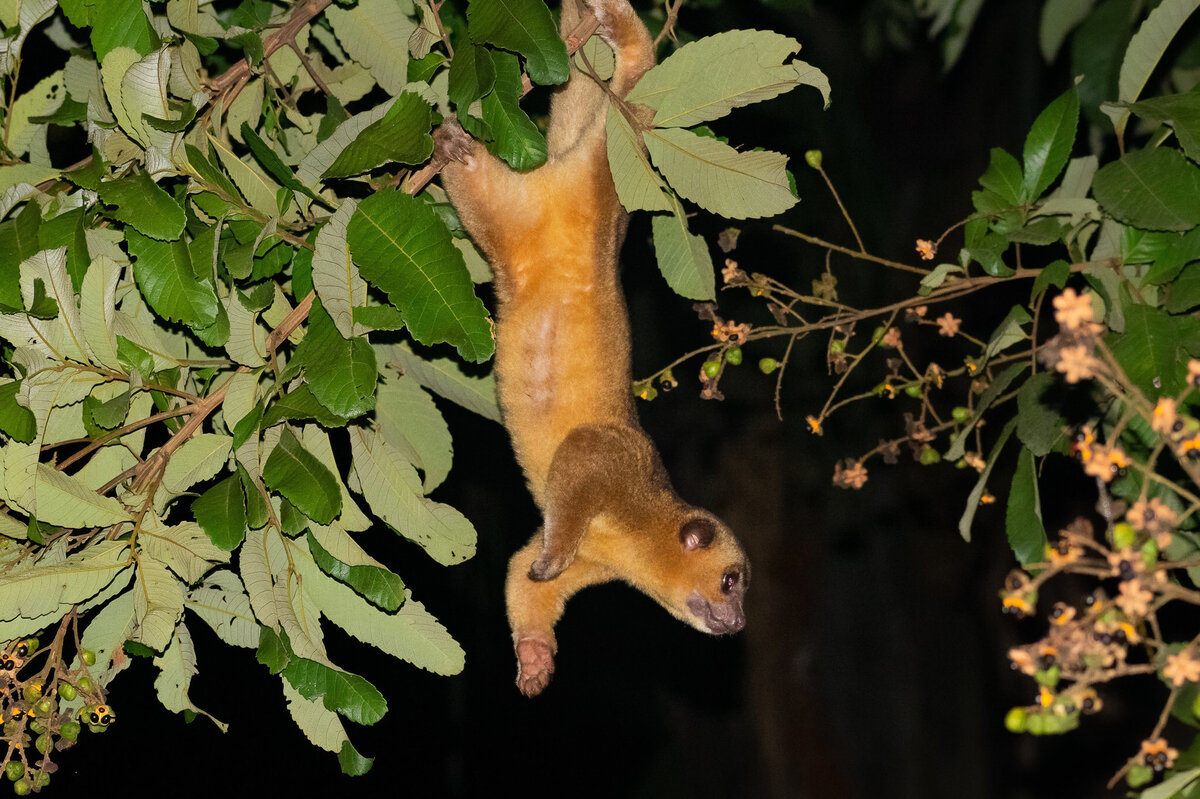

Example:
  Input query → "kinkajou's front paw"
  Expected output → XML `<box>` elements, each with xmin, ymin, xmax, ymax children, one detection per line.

<box><xmin>433</xmin><ymin>120</ymin><xmax>476</xmax><ymax>167</ymax></box>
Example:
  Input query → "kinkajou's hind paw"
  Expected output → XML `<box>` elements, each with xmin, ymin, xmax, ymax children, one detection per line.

<box><xmin>528</xmin><ymin>554</ymin><xmax>570</xmax><ymax>582</ymax></box>
<box><xmin>515</xmin><ymin>637</ymin><xmax>555</xmax><ymax>697</ymax></box>
<box><xmin>433</xmin><ymin>120</ymin><xmax>475</xmax><ymax>166</ymax></box>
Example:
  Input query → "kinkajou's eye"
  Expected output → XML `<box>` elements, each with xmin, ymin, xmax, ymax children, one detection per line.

<box><xmin>720</xmin><ymin>572</ymin><xmax>739</xmax><ymax>594</ymax></box>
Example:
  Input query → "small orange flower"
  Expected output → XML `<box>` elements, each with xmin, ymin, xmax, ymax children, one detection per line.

<box><xmin>1115</xmin><ymin>579</ymin><xmax>1154</xmax><ymax>618</ymax></box>
<box><xmin>936</xmin><ymin>312</ymin><xmax>961</xmax><ymax>337</ymax></box>
<box><xmin>915</xmin><ymin>239</ymin><xmax>936</xmax><ymax>260</ymax></box>
<box><xmin>1152</xmin><ymin>397</ymin><xmax>1179</xmax><ymax>436</ymax></box>
<box><xmin>832</xmin><ymin>460</ymin><xmax>868</xmax><ymax>489</ymax></box>
<box><xmin>1008</xmin><ymin>647</ymin><xmax>1037</xmax><ymax>675</ymax></box>
<box><xmin>1164</xmin><ymin>650</ymin><xmax>1200</xmax><ymax>687</ymax></box>
<box><xmin>721</xmin><ymin>258</ymin><xmax>745</xmax><ymax>284</ymax></box>
<box><xmin>1107</xmin><ymin>547</ymin><xmax>1145</xmax><ymax>580</ymax></box>
<box><xmin>1046</xmin><ymin>537</ymin><xmax>1083</xmax><ymax>566</ymax></box>
<box><xmin>1055</xmin><ymin>345</ymin><xmax>1098</xmax><ymax>383</ymax></box>
<box><xmin>980</xmin><ymin>492</ymin><xmax>996</xmax><ymax>504</ymax></box>
<box><xmin>1127</xmin><ymin>497</ymin><xmax>1178</xmax><ymax>535</ymax></box>
<box><xmin>806</xmin><ymin>415</ymin><xmax>822</xmax><ymax>435</ymax></box>
<box><xmin>881</xmin><ymin>327</ymin><xmax>902</xmax><ymax>348</ymax></box>
<box><xmin>1052</xmin><ymin>288</ymin><xmax>1094</xmax><ymax>330</ymax></box>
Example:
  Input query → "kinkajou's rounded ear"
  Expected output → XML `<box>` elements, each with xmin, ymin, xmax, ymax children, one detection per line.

<box><xmin>679</xmin><ymin>518</ymin><xmax>716</xmax><ymax>550</ymax></box>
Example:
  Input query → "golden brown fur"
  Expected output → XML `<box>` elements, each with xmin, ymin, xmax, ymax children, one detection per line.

<box><xmin>435</xmin><ymin>0</ymin><xmax>748</xmax><ymax>696</ymax></box>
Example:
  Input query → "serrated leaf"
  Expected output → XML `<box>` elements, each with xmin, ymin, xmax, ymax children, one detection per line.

<box><xmin>296</xmin><ymin>100</ymin><xmax>393</xmax><ymax>197</ymax></box>
<box><xmin>79</xmin><ymin>256</ymin><xmax>123</xmax><ymax>371</ymax></box>
<box><xmin>307</xmin><ymin>532</ymin><xmax>404</xmax><ymax>612</ymax></box>
<box><xmin>1114</xmin><ymin>0</ymin><xmax>1200</xmax><ymax>136</ymax></box>
<box><xmin>186</xmin><ymin>569</ymin><xmax>257</xmax><ymax>647</ymax></box>
<box><xmin>0</xmin><ymin>540</ymin><xmax>130</xmax><ymax>622</ymax></box>
<box><xmin>1006</xmin><ymin>447</ymin><xmax>1047</xmax><ymax>565</ymax></box>
<box><xmin>379</xmin><ymin>343</ymin><xmax>500</xmax><ymax>421</ymax></box>
<box><xmin>326</xmin><ymin>0</ymin><xmax>415</xmax><ymax>94</ymax></box>
<box><xmin>466</xmin><ymin>0</ymin><xmax>568</xmax><ymax>86</ymax></box>
<box><xmin>283</xmin><ymin>657</ymin><xmax>387</xmax><ymax>726</ymax></box>
<box><xmin>651</xmin><ymin>198</ymin><xmax>715</xmax><ymax>300</ymax></box>
<box><xmin>0</xmin><ymin>382</ymin><xmax>35</xmax><ymax>443</ymax></box>
<box><xmin>376</xmin><ymin>372</ymin><xmax>453</xmax><ymax>491</ymax></box>
<box><xmin>131</xmin><ymin>556</ymin><xmax>186</xmax><ymax>652</ymax></box>
<box><xmin>1016</xmin><ymin>372</ymin><xmax>1065</xmax><ymax>457</ymax></box>
<box><xmin>90</xmin><ymin>0</ymin><xmax>155</xmax><ymax>58</ymax></box>
<box><xmin>239</xmin><ymin>122</ymin><xmax>322</xmax><ymax>203</ymax></box>
<box><xmin>479</xmin><ymin>50</ymin><xmax>547</xmax><ymax>170</ymax></box>
<box><xmin>447</xmin><ymin>41</ymin><xmax>495</xmax><ymax>109</ymax></box>
<box><xmin>257</xmin><ymin>625</ymin><xmax>291</xmax><ymax>674</ymax></box>
<box><xmin>1031</xmin><ymin>259</ymin><xmax>1071</xmax><ymax>302</ymax></box>
<box><xmin>0</xmin><ymin>202</ymin><xmax>43</xmax><ymax>310</ymax></box>
<box><xmin>33</xmin><ymin>464</ymin><xmax>132</xmax><ymax>527</ymax></box>
<box><xmin>983</xmin><ymin>305</ymin><xmax>1032</xmax><ymax>361</ymax></box>
<box><xmin>1109</xmin><ymin>302</ymin><xmax>1200</xmax><ymax>398</ymax></box>
<box><xmin>159</xmin><ymin>433</ymin><xmax>232</xmax><ymax>496</ymax></box>
<box><xmin>338</xmin><ymin>740</ymin><xmax>374</xmax><ymax>776</ymax></box>
<box><xmin>348</xmin><ymin>189</ymin><xmax>493</xmax><ymax>362</ymax></box>
<box><xmin>1129</xmin><ymin>82</ymin><xmax>1200</xmax><ymax>164</ymax></box>
<box><xmin>322</xmin><ymin>92</ymin><xmax>433</xmax><ymax>179</ymax></box>
<box><xmin>959</xmin><ymin>417</ymin><xmax>1017</xmax><ymax>542</ymax></box>
<box><xmin>208</xmin><ymin>132</ymin><xmax>281</xmax><ymax>215</ymax></box>
<box><xmin>312</xmin><ymin>199</ymin><xmax>367</xmax><ymax>338</ymax></box>
<box><xmin>293</xmin><ymin>541</ymin><xmax>464</xmax><ymax>675</ymax></box>
<box><xmin>627</xmin><ymin>29</ymin><xmax>825</xmax><ymax>128</ymax></box>
<box><xmin>1093</xmin><ymin>147</ymin><xmax>1200</xmax><ymax>232</ymax></box>
<box><xmin>606</xmin><ymin>104</ymin><xmax>672</xmax><ymax>213</ymax></box>
<box><xmin>98</xmin><ymin>171</ymin><xmax>185</xmax><ymax>241</ymax></box>
<box><xmin>263</xmin><ymin>385</ymin><xmax>349</xmax><ymax>429</ymax></box>
<box><xmin>126</xmin><ymin>229</ymin><xmax>220</xmax><ymax>328</ymax></box>
<box><xmin>644</xmin><ymin>127</ymin><xmax>795</xmax><ymax>219</ymax></box>
<box><xmin>1040</xmin><ymin>0</ymin><xmax>1097</xmax><ymax>62</ymax></box>
<box><xmin>1022</xmin><ymin>87</ymin><xmax>1079</xmax><ymax>201</ymax></box>
<box><xmin>191</xmin><ymin>475</ymin><xmax>247</xmax><ymax>551</ymax></box>
<box><xmin>978</xmin><ymin>148</ymin><xmax>1024</xmax><ymax>207</ymax></box>
<box><xmin>263</xmin><ymin>427</ymin><xmax>342</xmax><ymax>525</ymax></box>
<box><xmin>294</xmin><ymin>302</ymin><xmax>376</xmax><ymax>419</ymax></box>
<box><xmin>153</xmin><ymin>622</ymin><xmax>225</xmax><ymax>728</ymax></box>
<box><xmin>349</xmin><ymin>427</ymin><xmax>475</xmax><ymax>565</ymax></box>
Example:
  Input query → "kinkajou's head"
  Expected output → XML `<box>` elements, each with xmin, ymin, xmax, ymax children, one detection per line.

<box><xmin>673</xmin><ymin>516</ymin><xmax>748</xmax><ymax>635</ymax></box>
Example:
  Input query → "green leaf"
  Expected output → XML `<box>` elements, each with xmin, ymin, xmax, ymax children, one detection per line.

<box><xmin>1006</xmin><ymin>448</ymin><xmax>1048</xmax><ymax>566</ymax></box>
<box><xmin>983</xmin><ymin>305</ymin><xmax>1032</xmax><ymax>361</ymax></box>
<box><xmin>262</xmin><ymin>427</ymin><xmax>342</xmax><ymax>525</ymax></box>
<box><xmin>466</xmin><ymin>0</ymin><xmax>568</xmax><ymax>86</ymax></box>
<box><xmin>239</xmin><ymin>464</ymin><xmax>269</xmax><ymax>531</ymax></box>
<box><xmin>0</xmin><ymin>202</ymin><xmax>42</xmax><ymax>309</ymax></box>
<box><xmin>348</xmin><ymin>189</ymin><xmax>493</xmax><ymax>362</ymax></box>
<box><xmin>98</xmin><ymin>172</ymin><xmax>186</xmax><ymax>241</ymax></box>
<box><xmin>651</xmin><ymin>197</ymin><xmax>715</xmax><ymax>300</ymax></box>
<box><xmin>307</xmin><ymin>532</ymin><xmax>404</xmax><ymax>612</ymax></box>
<box><xmin>184</xmin><ymin>144</ymin><xmax>243</xmax><ymax>205</ymax></box>
<box><xmin>1108</xmin><ymin>302</ymin><xmax>1200</xmax><ymax>398</ymax></box>
<box><xmin>479</xmin><ymin>50</ymin><xmax>547</xmax><ymax>171</ymax></box>
<box><xmin>1030</xmin><ymin>259</ymin><xmax>1071</xmax><ymax>302</ymax></box>
<box><xmin>645</xmin><ymin>127</ymin><xmax>795</xmax><ymax>219</ymax></box>
<box><xmin>239</xmin><ymin>123</ymin><xmax>323</xmax><ymax>203</ymax></box>
<box><xmin>294</xmin><ymin>302</ymin><xmax>377</xmax><ymax>420</ymax></box>
<box><xmin>257</xmin><ymin>625</ymin><xmax>291</xmax><ymax>674</ymax></box>
<box><xmin>349</xmin><ymin>427</ymin><xmax>476</xmax><ymax>566</ymax></box>
<box><xmin>1114</xmin><ymin>0</ymin><xmax>1200</xmax><ymax>136</ymax></box>
<box><xmin>312</xmin><ymin>199</ymin><xmax>366</xmax><ymax>338</ymax></box>
<box><xmin>34</xmin><ymin>464</ymin><xmax>132</xmax><ymax>527</ymax></box>
<box><xmin>1168</xmin><ymin>261</ymin><xmax>1200</xmax><ymax>312</ymax></box>
<box><xmin>626</xmin><ymin>29</ymin><xmax>827</xmax><ymax>128</ymax></box>
<box><xmin>1040</xmin><ymin>0</ymin><xmax>1097</xmax><ymax>62</ymax></box>
<box><xmin>0</xmin><ymin>540</ymin><xmax>130</xmax><ymax>624</ymax></box>
<box><xmin>978</xmin><ymin>148</ymin><xmax>1024</xmax><ymax>206</ymax></box>
<box><xmin>376</xmin><ymin>372</ymin><xmax>453</xmax><ymax>492</ymax></box>
<box><xmin>945</xmin><ymin>363</ymin><xmax>1029</xmax><ymax>461</ymax></box>
<box><xmin>605</xmin><ymin>104</ymin><xmax>672</xmax><ymax>213</ymax></box>
<box><xmin>262</xmin><ymin>385</ymin><xmax>349</xmax><ymax>429</ymax></box>
<box><xmin>0</xmin><ymin>382</ymin><xmax>36</xmax><ymax>443</ymax></box>
<box><xmin>447</xmin><ymin>41</ymin><xmax>495</xmax><ymax>109</ymax></box>
<box><xmin>338</xmin><ymin>740</ymin><xmax>374</xmax><ymax>777</ymax></box>
<box><xmin>282</xmin><ymin>657</ymin><xmax>387</xmax><ymax>726</ymax></box>
<box><xmin>1139</xmin><ymin>768</ymin><xmax>1200</xmax><ymax>799</ymax></box>
<box><xmin>1022</xmin><ymin>87</ymin><xmax>1078</xmax><ymax>201</ymax></box>
<box><xmin>1128</xmin><ymin>82</ymin><xmax>1200</xmax><ymax>164</ymax></box>
<box><xmin>90</xmin><ymin>0</ymin><xmax>156</xmax><ymax>58</ymax></box>
<box><xmin>1093</xmin><ymin>147</ymin><xmax>1200</xmax><ymax>232</ymax></box>
<box><xmin>192</xmin><ymin>475</ymin><xmax>247</xmax><ymax>551</ymax></box>
<box><xmin>326</xmin><ymin>0</ymin><xmax>415</xmax><ymax>94</ymax></box>
<box><xmin>1016</xmin><ymin>372</ymin><xmax>1066</xmax><ymax>457</ymax></box>
<box><xmin>322</xmin><ymin>92</ymin><xmax>434</xmax><ymax>179</ymax></box>
<box><xmin>126</xmin><ymin>229</ymin><xmax>220</xmax><ymax>329</ymax></box>
<box><xmin>186</xmin><ymin>570</ymin><xmax>257</xmax><ymax>648</ymax></box>
<box><xmin>959</xmin><ymin>418</ymin><xmax>1017</xmax><ymax>543</ymax></box>
<box><xmin>379</xmin><ymin>343</ymin><xmax>500</xmax><ymax>421</ymax></box>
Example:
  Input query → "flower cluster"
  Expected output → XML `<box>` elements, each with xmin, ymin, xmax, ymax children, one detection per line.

<box><xmin>1040</xmin><ymin>288</ymin><xmax>1104</xmax><ymax>384</ymax></box>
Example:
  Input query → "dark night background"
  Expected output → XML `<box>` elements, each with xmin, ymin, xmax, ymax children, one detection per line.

<box><xmin>28</xmin><ymin>0</ymin><xmax>1170</xmax><ymax>796</ymax></box>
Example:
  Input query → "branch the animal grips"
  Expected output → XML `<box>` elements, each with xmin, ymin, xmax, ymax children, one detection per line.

<box><xmin>436</xmin><ymin>0</ymin><xmax>749</xmax><ymax>696</ymax></box>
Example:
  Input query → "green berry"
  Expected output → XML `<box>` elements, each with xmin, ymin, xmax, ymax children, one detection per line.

<box><xmin>12</xmin><ymin>778</ymin><xmax>30</xmax><ymax>796</ymax></box>
<box><xmin>76</xmin><ymin>676</ymin><xmax>92</xmax><ymax>693</ymax></box>
<box><xmin>27</xmin><ymin>721</ymin><xmax>43</xmax><ymax>736</ymax></box>
<box><xmin>5</xmin><ymin>762</ymin><xmax>23</xmax><ymax>782</ymax></box>
<box><xmin>1004</xmin><ymin>707</ymin><xmax>1027</xmax><ymax>733</ymax></box>
<box><xmin>951</xmin><ymin>406</ymin><xmax>971</xmax><ymax>423</ymax></box>
<box><xmin>80</xmin><ymin>649</ymin><xmax>95</xmax><ymax>667</ymax></box>
<box><xmin>34</xmin><ymin>734</ymin><xmax>51</xmax><ymax>755</ymax></box>
<box><xmin>702</xmin><ymin>360</ymin><xmax>721</xmax><ymax>379</ymax></box>
<box><xmin>758</xmin><ymin>358</ymin><xmax>778</xmax><ymax>375</ymax></box>
<box><xmin>904</xmin><ymin>383</ymin><xmax>922</xmax><ymax>398</ymax></box>
<box><xmin>918</xmin><ymin>447</ymin><xmax>941</xmax><ymax>465</ymax></box>
<box><xmin>725</xmin><ymin>347</ymin><xmax>743</xmax><ymax>366</ymax></box>
<box><xmin>1127</xmin><ymin>764</ymin><xmax>1154</xmax><ymax>788</ymax></box>
<box><xmin>21</xmin><ymin>684</ymin><xmax>40</xmax><ymax>702</ymax></box>
<box><xmin>804</xmin><ymin>149</ymin><xmax>823</xmax><ymax>169</ymax></box>
<box><xmin>57</xmin><ymin>683</ymin><xmax>75</xmax><ymax>702</ymax></box>
<box><xmin>59</xmin><ymin>721</ymin><xmax>79</xmax><ymax>743</ymax></box>
<box><xmin>639</xmin><ymin>386</ymin><xmax>658</xmax><ymax>401</ymax></box>
<box><xmin>829</xmin><ymin>339</ymin><xmax>845</xmax><ymax>353</ymax></box>
<box><xmin>1112</xmin><ymin>522</ymin><xmax>1136</xmax><ymax>550</ymax></box>
<box><xmin>1025</xmin><ymin>712</ymin><xmax>1046</xmax><ymax>735</ymax></box>
<box><xmin>871</xmin><ymin>326</ymin><xmax>886</xmax><ymax>343</ymax></box>
<box><xmin>33</xmin><ymin>698</ymin><xmax>54</xmax><ymax>718</ymax></box>
<box><xmin>30</xmin><ymin>773</ymin><xmax>47</xmax><ymax>790</ymax></box>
